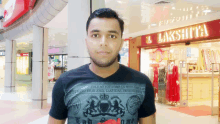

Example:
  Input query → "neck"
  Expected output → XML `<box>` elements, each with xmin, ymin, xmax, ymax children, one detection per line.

<box><xmin>89</xmin><ymin>60</ymin><xmax>120</xmax><ymax>78</ymax></box>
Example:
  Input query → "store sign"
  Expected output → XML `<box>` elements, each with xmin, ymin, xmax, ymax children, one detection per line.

<box><xmin>48</xmin><ymin>48</ymin><xmax>60</xmax><ymax>54</ymax></box>
<box><xmin>29</xmin><ymin>0</ymin><xmax>36</xmax><ymax>9</ymax></box>
<box><xmin>3</xmin><ymin>0</ymin><xmax>36</xmax><ymax>27</ymax></box>
<box><xmin>141</xmin><ymin>20</ymin><xmax>220</xmax><ymax>46</ymax></box>
<box><xmin>158</xmin><ymin>24</ymin><xmax>208</xmax><ymax>43</ymax></box>
<box><xmin>17</xmin><ymin>53</ymin><xmax>29</xmax><ymax>56</ymax></box>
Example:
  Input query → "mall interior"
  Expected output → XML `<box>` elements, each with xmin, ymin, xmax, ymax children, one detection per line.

<box><xmin>0</xmin><ymin>0</ymin><xmax>220</xmax><ymax>124</ymax></box>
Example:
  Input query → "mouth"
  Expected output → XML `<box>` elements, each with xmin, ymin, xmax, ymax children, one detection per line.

<box><xmin>97</xmin><ymin>51</ymin><xmax>110</xmax><ymax>56</ymax></box>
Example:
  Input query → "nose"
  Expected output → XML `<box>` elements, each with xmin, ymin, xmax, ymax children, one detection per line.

<box><xmin>100</xmin><ymin>36</ymin><xmax>108</xmax><ymax>47</ymax></box>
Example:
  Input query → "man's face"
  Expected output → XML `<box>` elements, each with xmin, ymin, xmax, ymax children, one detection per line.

<box><xmin>86</xmin><ymin>18</ymin><xmax>123</xmax><ymax>67</ymax></box>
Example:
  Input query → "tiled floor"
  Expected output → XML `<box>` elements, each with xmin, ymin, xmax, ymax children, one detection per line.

<box><xmin>0</xmin><ymin>81</ymin><xmax>220</xmax><ymax>124</ymax></box>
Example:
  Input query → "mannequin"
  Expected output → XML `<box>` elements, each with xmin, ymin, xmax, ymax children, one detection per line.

<box><xmin>152</xmin><ymin>66</ymin><xmax>158</xmax><ymax>98</ymax></box>
<box><xmin>166</xmin><ymin>61</ymin><xmax>180</xmax><ymax>106</ymax></box>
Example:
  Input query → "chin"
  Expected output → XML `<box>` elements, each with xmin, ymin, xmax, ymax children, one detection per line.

<box><xmin>91</xmin><ymin>57</ymin><xmax>117</xmax><ymax>67</ymax></box>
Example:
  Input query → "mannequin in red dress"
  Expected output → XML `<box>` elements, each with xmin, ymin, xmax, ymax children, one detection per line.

<box><xmin>166</xmin><ymin>62</ymin><xmax>180</xmax><ymax>106</ymax></box>
<box><xmin>153</xmin><ymin>66</ymin><xmax>159</xmax><ymax>98</ymax></box>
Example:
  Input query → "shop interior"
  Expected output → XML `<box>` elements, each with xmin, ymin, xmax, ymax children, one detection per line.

<box><xmin>140</xmin><ymin>39</ymin><xmax>220</xmax><ymax>114</ymax></box>
<box><xmin>48</xmin><ymin>54</ymin><xmax>67</xmax><ymax>80</ymax></box>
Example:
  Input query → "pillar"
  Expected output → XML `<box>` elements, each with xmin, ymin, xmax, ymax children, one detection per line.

<box><xmin>4</xmin><ymin>39</ymin><xmax>16</xmax><ymax>92</ymax></box>
<box><xmin>32</xmin><ymin>25</ymin><xmax>48</xmax><ymax>109</ymax></box>
<box><xmin>67</xmin><ymin>0</ymin><xmax>105</xmax><ymax>70</ymax></box>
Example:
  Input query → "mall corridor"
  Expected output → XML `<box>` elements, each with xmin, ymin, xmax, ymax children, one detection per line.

<box><xmin>0</xmin><ymin>0</ymin><xmax>220</xmax><ymax>124</ymax></box>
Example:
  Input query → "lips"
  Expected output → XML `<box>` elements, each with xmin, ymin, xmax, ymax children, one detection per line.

<box><xmin>97</xmin><ymin>51</ymin><xmax>110</xmax><ymax>55</ymax></box>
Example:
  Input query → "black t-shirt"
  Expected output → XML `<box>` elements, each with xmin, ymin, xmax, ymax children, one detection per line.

<box><xmin>49</xmin><ymin>63</ymin><xmax>156</xmax><ymax>124</ymax></box>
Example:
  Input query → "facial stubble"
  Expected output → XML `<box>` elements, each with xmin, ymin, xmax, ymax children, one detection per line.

<box><xmin>89</xmin><ymin>53</ymin><xmax>118</xmax><ymax>67</ymax></box>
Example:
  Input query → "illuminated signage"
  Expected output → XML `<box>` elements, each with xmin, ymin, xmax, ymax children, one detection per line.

<box><xmin>4</xmin><ymin>0</ymin><xmax>16</xmax><ymax>21</ymax></box>
<box><xmin>145</xmin><ymin>36</ymin><xmax>152</xmax><ymax>44</ymax></box>
<box><xmin>141</xmin><ymin>20</ymin><xmax>220</xmax><ymax>47</ymax></box>
<box><xmin>17</xmin><ymin>53</ymin><xmax>29</xmax><ymax>56</ymax></box>
<box><xmin>3</xmin><ymin>0</ymin><xmax>36</xmax><ymax>27</ymax></box>
<box><xmin>48</xmin><ymin>48</ymin><xmax>60</xmax><ymax>54</ymax></box>
<box><xmin>158</xmin><ymin>24</ymin><xmax>209</xmax><ymax>43</ymax></box>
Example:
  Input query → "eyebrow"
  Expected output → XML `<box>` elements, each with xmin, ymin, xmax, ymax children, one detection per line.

<box><xmin>90</xmin><ymin>30</ymin><xmax>119</xmax><ymax>35</ymax></box>
<box><xmin>108</xmin><ymin>30</ymin><xmax>119</xmax><ymax>35</ymax></box>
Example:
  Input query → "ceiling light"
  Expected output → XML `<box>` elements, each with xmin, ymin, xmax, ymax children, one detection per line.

<box><xmin>172</xmin><ymin>7</ymin><xmax>175</xmax><ymax>10</ymax></box>
<box><xmin>203</xmin><ymin>10</ymin><xmax>212</xmax><ymax>13</ymax></box>
<box><xmin>117</xmin><ymin>1</ymin><xmax>126</xmax><ymax>4</ymax></box>
<box><xmin>151</xmin><ymin>23</ymin><xmax>157</xmax><ymax>26</ymax></box>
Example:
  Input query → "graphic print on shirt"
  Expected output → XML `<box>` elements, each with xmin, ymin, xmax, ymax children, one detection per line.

<box><xmin>126</xmin><ymin>95</ymin><xmax>142</xmax><ymax>115</ymax></box>
<box><xmin>64</xmin><ymin>82</ymin><xmax>146</xmax><ymax>124</ymax></box>
<box><xmin>83</xmin><ymin>93</ymin><xmax>125</xmax><ymax>117</ymax></box>
<box><xmin>67</xmin><ymin>96</ymin><xmax>81</xmax><ymax>115</ymax></box>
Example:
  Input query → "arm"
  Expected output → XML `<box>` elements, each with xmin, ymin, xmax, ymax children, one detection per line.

<box><xmin>48</xmin><ymin>116</ymin><xmax>66</xmax><ymax>124</ymax></box>
<box><xmin>139</xmin><ymin>113</ymin><xmax>156</xmax><ymax>124</ymax></box>
<box><xmin>138</xmin><ymin>77</ymin><xmax>156</xmax><ymax>124</ymax></box>
<box><xmin>48</xmin><ymin>75</ymin><xmax>68</xmax><ymax>124</ymax></box>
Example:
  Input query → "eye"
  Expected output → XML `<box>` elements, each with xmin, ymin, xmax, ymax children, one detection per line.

<box><xmin>109</xmin><ymin>35</ymin><xmax>117</xmax><ymax>39</ymax></box>
<box><xmin>92</xmin><ymin>34</ymin><xmax>99</xmax><ymax>38</ymax></box>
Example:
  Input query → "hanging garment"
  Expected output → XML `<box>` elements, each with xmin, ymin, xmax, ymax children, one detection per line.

<box><xmin>158</xmin><ymin>67</ymin><xmax>166</xmax><ymax>90</ymax></box>
<box><xmin>153</xmin><ymin>67</ymin><xmax>159</xmax><ymax>94</ymax></box>
<box><xmin>166</xmin><ymin>65</ymin><xmax>180</xmax><ymax>102</ymax></box>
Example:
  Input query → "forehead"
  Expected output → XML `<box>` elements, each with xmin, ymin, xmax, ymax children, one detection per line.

<box><xmin>88</xmin><ymin>18</ymin><xmax>121</xmax><ymax>33</ymax></box>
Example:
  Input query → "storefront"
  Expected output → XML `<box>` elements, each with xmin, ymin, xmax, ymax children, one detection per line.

<box><xmin>119</xmin><ymin>40</ymin><xmax>129</xmax><ymax>66</ymax></box>
<box><xmin>129</xmin><ymin>19</ymin><xmax>220</xmax><ymax>114</ymax></box>
<box><xmin>48</xmin><ymin>54</ymin><xmax>67</xmax><ymax>81</ymax></box>
<box><xmin>48</xmin><ymin>47</ymin><xmax>68</xmax><ymax>80</ymax></box>
<box><xmin>16</xmin><ymin>53</ymin><xmax>29</xmax><ymax>75</ymax></box>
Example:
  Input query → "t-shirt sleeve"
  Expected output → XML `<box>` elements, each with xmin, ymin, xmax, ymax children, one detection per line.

<box><xmin>49</xmin><ymin>76</ymin><xmax>68</xmax><ymax>120</ymax></box>
<box><xmin>138</xmin><ymin>77</ymin><xmax>156</xmax><ymax>118</ymax></box>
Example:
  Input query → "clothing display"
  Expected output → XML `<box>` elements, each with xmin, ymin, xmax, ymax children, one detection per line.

<box><xmin>166</xmin><ymin>65</ymin><xmax>180</xmax><ymax>102</ymax></box>
<box><xmin>200</xmin><ymin>49</ymin><xmax>220</xmax><ymax>71</ymax></box>
<box><xmin>157</xmin><ymin>67</ymin><xmax>167</xmax><ymax>104</ymax></box>
<box><xmin>152</xmin><ymin>67</ymin><xmax>158</xmax><ymax>94</ymax></box>
<box><xmin>158</xmin><ymin>67</ymin><xmax>166</xmax><ymax>90</ymax></box>
<box><xmin>49</xmin><ymin>64</ymin><xmax>156</xmax><ymax>124</ymax></box>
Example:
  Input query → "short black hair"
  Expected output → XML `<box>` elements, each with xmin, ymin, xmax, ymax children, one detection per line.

<box><xmin>86</xmin><ymin>8</ymin><xmax>124</xmax><ymax>37</ymax></box>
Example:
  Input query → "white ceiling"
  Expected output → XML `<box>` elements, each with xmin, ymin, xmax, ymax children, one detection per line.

<box><xmin>1</xmin><ymin>0</ymin><xmax>220</xmax><ymax>50</ymax></box>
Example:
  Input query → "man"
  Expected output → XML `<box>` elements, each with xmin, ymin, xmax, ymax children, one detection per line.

<box><xmin>48</xmin><ymin>8</ymin><xmax>156</xmax><ymax>124</ymax></box>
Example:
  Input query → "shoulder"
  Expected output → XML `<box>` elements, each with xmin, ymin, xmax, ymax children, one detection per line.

<box><xmin>56</xmin><ymin>64</ymin><xmax>89</xmax><ymax>87</ymax></box>
<box><xmin>120</xmin><ymin>64</ymin><xmax>151</xmax><ymax>83</ymax></box>
<box><xmin>59</xmin><ymin>64</ymin><xmax>88</xmax><ymax>79</ymax></box>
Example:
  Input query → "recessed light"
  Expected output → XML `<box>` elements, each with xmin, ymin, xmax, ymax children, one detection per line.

<box><xmin>117</xmin><ymin>1</ymin><xmax>126</xmax><ymax>4</ymax></box>
<box><xmin>151</xmin><ymin>24</ymin><xmax>157</xmax><ymax>26</ymax></box>
<box><xmin>172</xmin><ymin>7</ymin><xmax>175</xmax><ymax>10</ymax></box>
<box><xmin>203</xmin><ymin>10</ymin><xmax>212</xmax><ymax>13</ymax></box>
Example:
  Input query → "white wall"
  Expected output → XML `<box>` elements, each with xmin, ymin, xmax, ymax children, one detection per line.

<box><xmin>140</xmin><ymin>48</ymin><xmax>152</xmax><ymax>76</ymax></box>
